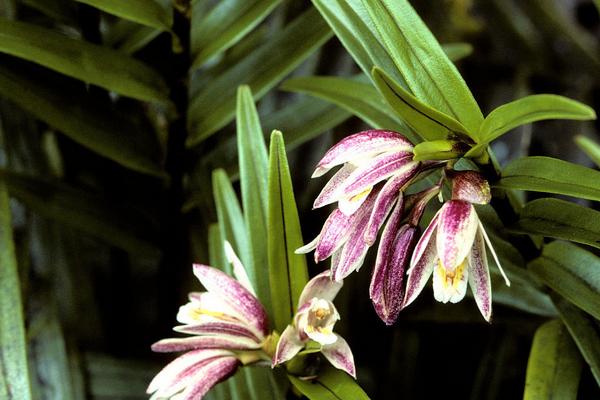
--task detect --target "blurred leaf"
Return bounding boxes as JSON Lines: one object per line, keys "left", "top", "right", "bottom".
{"left": 211, "top": 169, "right": 250, "bottom": 273}
{"left": 208, "top": 223, "right": 229, "bottom": 273}
{"left": 498, "top": 156, "right": 600, "bottom": 201}
{"left": 372, "top": 67, "right": 470, "bottom": 141}
{"left": 105, "top": 20, "right": 161, "bottom": 54}
{"left": 191, "top": 0, "right": 281, "bottom": 67}
{"left": 441, "top": 42, "right": 473, "bottom": 61}
{"left": 0, "top": 64, "right": 164, "bottom": 177}
{"left": 0, "top": 170, "right": 160, "bottom": 257}
{"left": 236, "top": 86, "right": 271, "bottom": 312}
{"left": 468, "top": 95, "right": 596, "bottom": 156}
{"left": 280, "top": 75, "right": 410, "bottom": 138}
{"left": 361, "top": 0, "right": 483, "bottom": 133}
{"left": 528, "top": 241, "right": 600, "bottom": 320}
{"left": 512, "top": 198, "right": 600, "bottom": 249}
{"left": 0, "top": 180, "right": 32, "bottom": 400}
{"left": 74, "top": 0, "right": 172, "bottom": 31}
{"left": 288, "top": 367, "right": 369, "bottom": 400}
{"left": 0, "top": 18, "right": 169, "bottom": 103}
{"left": 21, "top": 0, "right": 76, "bottom": 23}
{"left": 575, "top": 135, "right": 600, "bottom": 168}
{"left": 524, "top": 320, "right": 582, "bottom": 400}
{"left": 553, "top": 295, "right": 600, "bottom": 386}
{"left": 187, "top": 8, "right": 332, "bottom": 146}
{"left": 267, "top": 131, "right": 309, "bottom": 332}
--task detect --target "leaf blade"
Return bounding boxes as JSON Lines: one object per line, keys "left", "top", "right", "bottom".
{"left": 288, "top": 367, "right": 370, "bottom": 400}
{"left": 74, "top": 0, "right": 172, "bottom": 31}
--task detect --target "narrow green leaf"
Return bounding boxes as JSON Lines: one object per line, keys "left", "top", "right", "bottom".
{"left": 553, "top": 295, "right": 600, "bottom": 385}
{"left": 187, "top": 8, "right": 332, "bottom": 146}
{"left": 524, "top": 320, "right": 582, "bottom": 400}
{"left": 267, "top": 131, "right": 309, "bottom": 332}
{"left": 288, "top": 367, "right": 370, "bottom": 400}
{"left": 105, "top": 20, "right": 161, "bottom": 54}
{"left": 0, "top": 18, "right": 169, "bottom": 103}
{"left": 528, "top": 241, "right": 600, "bottom": 320}
{"left": 74, "top": 0, "right": 172, "bottom": 31}
{"left": 372, "top": 67, "right": 470, "bottom": 141}
{"left": 575, "top": 135, "right": 600, "bottom": 168}
{"left": 236, "top": 86, "right": 271, "bottom": 312}
{"left": 191, "top": 0, "right": 281, "bottom": 67}
{"left": 498, "top": 156, "right": 600, "bottom": 201}
{"left": 361, "top": 0, "right": 483, "bottom": 133}
{"left": 0, "top": 179, "right": 32, "bottom": 400}
{"left": 0, "top": 64, "right": 164, "bottom": 177}
{"left": 512, "top": 198, "right": 600, "bottom": 249}
{"left": 208, "top": 224, "right": 230, "bottom": 274}
{"left": 280, "top": 75, "right": 411, "bottom": 139}
{"left": 0, "top": 170, "right": 160, "bottom": 257}
{"left": 479, "top": 94, "right": 596, "bottom": 144}
{"left": 441, "top": 42, "right": 473, "bottom": 62}
{"left": 21, "top": 0, "right": 76, "bottom": 23}
{"left": 211, "top": 169, "right": 250, "bottom": 272}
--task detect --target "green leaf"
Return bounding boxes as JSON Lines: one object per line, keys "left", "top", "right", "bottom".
{"left": 191, "top": 0, "right": 281, "bottom": 67}
{"left": 0, "top": 63, "right": 164, "bottom": 177}
{"left": 441, "top": 42, "right": 473, "bottom": 62}
{"left": 477, "top": 94, "right": 595, "bottom": 146}
{"left": 236, "top": 86, "right": 271, "bottom": 311}
{"left": 267, "top": 131, "right": 309, "bottom": 332}
{"left": 280, "top": 75, "right": 411, "bottom": 139}
{"left": 0, "top": 18, "right": 169, "bottom": 103}
{"left": 105, "top": 20, "right": 161, "bottom": 54}
{"left": 0, "top": 170, "right": 160, "bottom": 257}
{"left": 74, "top": 0, "right": 172, "bottom": 31}
{"left": 211, "top": 169, "right": 250, "bottom": 273}
{"left": 361, "top": 0, "right": 483, "bottom": 133}
{"left": 523, "top": 320, "right": 582, "bottom": 400}
{"left": 21, "top": 0, "right": 76, "bottom": 23}
{"left": 528, "top": 241, "right": 600, "bottom": 320}
{"left": 0, "top": 179, "right": 32, "bottom": 400}
{"left": 371, "top": 67, "right": 470, "bottom": 141}
{"left": 512, "top": 198, "right": 600, "bottom": 249}
{"left": 186, "top": 8, "right": 332, "bottom": 146}
{"left": 288, "top": 367, "right": 370, "bottom": 400}
{"left": 498, "top": 156, "right": 600, "bottom": 202}
{"left": 575, "top": 135, "right": 600, "bottom": 168}
{"left": 553, "top": 295, "right": 600, "bottom": 386}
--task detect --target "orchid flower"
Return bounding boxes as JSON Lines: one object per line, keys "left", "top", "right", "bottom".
{"left": 147, "top": 243, "right": 271, "bottom": 400}
{"left": 296, "top": 130, "right": 421, "bottom": 282}
{"left": 402, "top": 171, "right": 511, "bottom": 321}
{"left": 272, "top": 271, "right": 356, "bottom": 378}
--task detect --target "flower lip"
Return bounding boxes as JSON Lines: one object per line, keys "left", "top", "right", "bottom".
{"left": 297, "top": 297, "right": 340, "bottom": 346}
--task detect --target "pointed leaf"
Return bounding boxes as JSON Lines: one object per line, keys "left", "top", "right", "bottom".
{"left": 0, "top": 63, "right": 164, "bottom": 177}
{"left": 553, "top": 296, "right": 600, "bottom": 386}
{"left": 524, "top": 320, "right": 582, "bottom": 400}
{"left": 361, "top": 0, "right": 483, "bottom": 133}
{"left": 575, "top": 135, "right": 600, "bottom": 168}
{"left": 498, "top": 156, "right": 600, "bottom": 201}
{"left": 74, "top": 0, "right": 172, "bottom": 31}
{"left": 0, "top": 18, "right": 169, "bottom": 103}
{"left": 512, "top": 198, "right": 600, "bottom": 249}
{"left": 528, "top": 241, "right": 600, "bottom": 320}
{"left": 0, "top": 179, "right": 32, "bottom": 400}
{"left": 191, "top": 0, "right": 282, "bottom": 67}
{"left": 479, "top": 94, "right": 595, "bottom": 145}
{"left": 288, "top": 367, "right": 370, "bottom": 400}
{"left": 372, "top": 67, "right": 470, "bottom": 141}
{"left": 187, "top": 8, "right": 332, "bottom": 145}
{"left": 267, "top": 131, "right": 309, "bottom": 332}
{"left": 236, "top": 86, "right": 271, "bottom": 312}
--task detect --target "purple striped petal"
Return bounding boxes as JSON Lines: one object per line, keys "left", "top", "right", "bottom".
{"left": 151, "top": 334, "right": 261, "bottom": 353}
{"left": 364, "top": 178, "right": 405, "bottom": 245}
{"left": 436, "top": 201, "right": 478, "bottom": 271}
{"left": 403, "top": 233, "right": 437, "bottom": 309}
{"left": 298, "top": 270, "right": 343, "bottom": 307}
{"left": 147, "top": 349, "right": 232, "bottom": 396}
{"left": 173, "top": 321, "right": 262, "bottom": 342}
{"left": 451, "top": 171, "right": 491, "bottom": 205}
{"left": 341, "top": 152, "right": 414, "bottom": 198}
{"left": 370, "top": 224, "right": 417, "bottom": 325}
{"left": 314, "top": 209, "right": 358, "bottom": 262}
{"left": 410, "top": 211, "right": 440, "bottom": 269}
{"left": 272, "top": 325, "right": 305, "bottom": 366}
{"left": 321, "top": 335, "right": 356, "bottom": 378}
{"left": 313, "top": 164, "right": 356, "bottom": 209}
{"left": 193, "top": 265, "right": 268, "bottom": 335}
{"left": 468, "top": 229, "right": 492, "bottom": 321}
{"left": 312, "top": 130, "right": 413, "bottom": 177}
{"left": 405, "top": 185, "right": 441, "bottom": 226}
{"left": 178, "top": 356, "right": 239, "bottom": 400}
